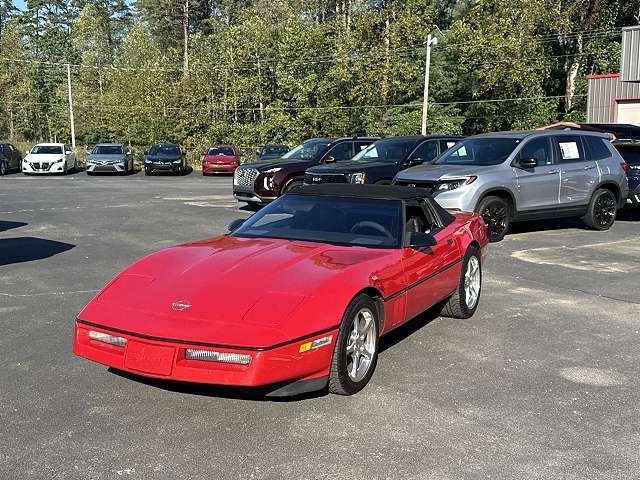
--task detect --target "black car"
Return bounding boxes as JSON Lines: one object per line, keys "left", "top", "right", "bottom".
{"left": 614, "top": 140, "right": 640, "bottom": 206}
{"left": 258, "top": 144, "right": 289, "bottom": 161}
{"left": 144, "top": 143, "right": 186, "bottom": 175}
{"left": 233, "top": 136, "right": 379, "bottom": 206}
{"left": 0, "top": 142, "right": 22, "bottom": 175}
{"left": 303, "top": 136, "right": 463, "bottom": 186}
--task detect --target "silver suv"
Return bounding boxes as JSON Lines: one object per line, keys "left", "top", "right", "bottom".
{"left": 394, "top": 131, "right": 629, "bottom": 242}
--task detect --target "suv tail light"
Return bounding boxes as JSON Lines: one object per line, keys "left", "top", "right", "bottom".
{"left": 621, "top": 162, "right": 629, "bottom": 173}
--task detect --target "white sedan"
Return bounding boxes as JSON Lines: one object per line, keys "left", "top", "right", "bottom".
{"left": 23, "top": 143, "right": 77, "bottom": 175}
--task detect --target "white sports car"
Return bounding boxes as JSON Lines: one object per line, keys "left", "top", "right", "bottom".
{"left": 23, "top": 143, "right": 76, "bottom": 175}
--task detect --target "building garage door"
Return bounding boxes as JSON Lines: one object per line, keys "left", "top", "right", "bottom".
{"left": 617, "top": 101, "right": 640, "bottom": 123}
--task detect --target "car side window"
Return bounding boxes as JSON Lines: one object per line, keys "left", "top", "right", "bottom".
{"left": 408, "top": 141, "right": 439, "bottom": 162}
{"left": 518, "top": 137, "right": 554, "bottom": 166}
{"left": 554, "top": 135, "right": 585, "bottom": 163}
{"left": 326, "top": 142, "right": 354, "bottom": 162}
{"left": 440, "top": 139, "right": 457, "bottom": 152}
{"left": 404, "top": 203, "right": 434, "bottom": 240}
{"left": 355, "top": 141, "right": 371, "bottom": 154}
{"left": 584, "top": 136, "right": 611, "bottom": 161}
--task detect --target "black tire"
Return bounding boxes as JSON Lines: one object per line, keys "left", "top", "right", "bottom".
{"left": 144, "top": 167, "right": 151, "bottom": 176}
{"left": 0, "top": 160, "right": 6, "bottom": 176}
{"left": 439, "top": 246, "right": 482, "bottom": 319}
{"left": 63, "top": 161, "right": 68, "bottom": 175}
{"left": 282, "top": 179, "right": 303, "bottom": 194}
{"left": 328, "top": 293, "right": 380, "bottom": 396}
{"left": 476, "top": 195, "right": 510, "bottom": 242}
{"left": 583, "top": 188, "right": 617, "bottom": 231}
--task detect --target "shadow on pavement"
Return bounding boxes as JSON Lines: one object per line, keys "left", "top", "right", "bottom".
{"left": 379, "top": 306, "right": 440, "bottom": 354}
{"left": 508, "top": 217, "right": 584, "bottom": 236}
{"left": 108, "top": 368, "right": 327, "bottom": 402}
{"left": 618, "top": 207, "right": 640, "bottom": 221}
{"left": 0, "top": 237, "right": 75, "bottom": 266}
{"left": 0, "top": 221, "right": 27, "bottom": 233}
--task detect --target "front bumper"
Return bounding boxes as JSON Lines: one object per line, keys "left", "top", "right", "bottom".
{"left": 627, "top": 183, "right": 640, "bottom": 205}
{"left": 203, "top": 163, "right": 238, "bottom": 174}
{"left": 22, "top": 161, "right": 66, "bottom": 174}
{"left": 73, "top": 321, "right": 336, "bottom": 395}
{"left": 86, "top": 162, "right": 126, "bottom": 173}
{"left": 145, "top": 162, "right": 181, "bottom": 173}
{"left": 233, "top": 189, "right": 277, "bottom": 204}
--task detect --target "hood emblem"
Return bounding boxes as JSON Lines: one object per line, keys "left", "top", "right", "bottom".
{"left": 171, "top": 300, "right": 192, "bottom": 311}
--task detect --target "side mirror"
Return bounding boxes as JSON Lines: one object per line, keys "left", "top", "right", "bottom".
{"left": 126, "top": 150, "right": 133, "bottom": 156}
{"left": 516, "top": 157, "right": 537, "bottom": 169}
{"left": 406, "top": 157, "right": 423, "bottom": 166}
{"left": 65, "top": 150, "right": 72, "bottom": 155}
{"left": 228, "top": 218, "right": 245, "bottom": 232}
{"left": 408, "top": 231, "right": 437, "bottom": 249}
{"left": 324, "top": 156, "right": 336, "bottom": 163}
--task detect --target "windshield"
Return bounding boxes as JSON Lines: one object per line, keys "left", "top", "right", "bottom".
{"left": 233, "top": 194, "right": 402, "bottom": 248}
{"left": 208, "top": 147, "right": 234, "bottom": 156}
{"left": 263, "top": 145, "right": 288, "bottom": 155}
{"left": 436, "top": 138, "right": 520, "bottom": 166}
{"left": 352, "top": 138, "right": 419, "bottom": 163}
{"left": 31, "top": 145, "right": 63, "bottom": 155}
{"left": 281, "top": 140, "right": 331, "bottom": 161}
{"left": 92, "top": 145, "right": 123, "bottom": 155}
{"left": 150, "top": 144, "right": 180, "bottom": 156}
{"left": 616, "top": 145, "right": 640, "bottom": 165}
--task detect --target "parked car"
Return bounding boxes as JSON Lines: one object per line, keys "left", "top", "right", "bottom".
{"left": 304, "top": 135, "right": 462, "bottom": 186}
{"left": 257, "top": 144, "right": 289, "bottom": 161}
{"left": 22, "top": 143, "right": 76, "bottom": 175}
{"left": 86, "top": 143, "right": 134, "bottom": 175}
{"left": 202, "top": 145, "right": 240, "bottom": 175}
{"left": 233, "top": 136, "right": 378, "bottom": 206}
{"left": 613, "top": 140, "right": 640, "bottom": 206}
{"left": 394, "top": 131, "right": 629, "bottom": 242}
{"left": 0, "top": 142, "right": 22, "bottom": 175}
{"left": 73, "top": 184, "right": 488, "bottom": 396}
{"left": 144, "top": 143, "right": 186, "bottom": 175}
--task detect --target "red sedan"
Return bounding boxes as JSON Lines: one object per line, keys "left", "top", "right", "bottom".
{"left": 73, "top": 185, "right": 488, "bottom": 396}
{"left": 202, "top": 145, "right": 240, "bottom": 175}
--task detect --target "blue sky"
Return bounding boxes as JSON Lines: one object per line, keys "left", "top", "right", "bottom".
{"left": 13, "top": 0, "right": 25, "bottom": 9}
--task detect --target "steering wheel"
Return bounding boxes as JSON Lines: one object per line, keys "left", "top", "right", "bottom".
{"left": 350, "top": 221, "right": 394, "bottom": 240}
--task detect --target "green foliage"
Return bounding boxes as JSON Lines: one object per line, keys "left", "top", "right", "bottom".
{"left": 0, "top": 0, "right": 634, "bottom": 156}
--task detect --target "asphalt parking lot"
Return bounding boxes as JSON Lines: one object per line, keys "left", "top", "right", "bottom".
{"left": 1, "top": 170, "right": 639, "bottom": 479}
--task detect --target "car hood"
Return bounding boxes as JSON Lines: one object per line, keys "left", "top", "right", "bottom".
{"left": 396, "top": 163, "right": 501, "bottom": 181}
{"left": 25, "top": 153, "right": 63, "bottom": 161}
{"left": 78, "top": 236, "right": 393, "bottom": 348}
{"left": 240, "top": 159, "right": 313, "bottom": 172}
{"left": 308, "top": 159, "right": 398, "bottom": 174}
{"left": 88, "top": 154, "right": 125, "bottom": 161}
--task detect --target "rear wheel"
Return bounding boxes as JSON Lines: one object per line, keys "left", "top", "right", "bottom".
{"left": 439, "top": 246, "right": 482, "bottom": 319}
{"left": 476, "top": 195, "right": 510, "bottom": 242}
{"left": 329, "top": 294, "right": 379, "bottom": 396}
{"left": 0, "top": 160, "right": 6, "bottom": 176}
{"left": 583, "top": 188, "right": 617, "bottom": 230}
{"left": 144, "top": 167, "right": 151, "bottom": 176}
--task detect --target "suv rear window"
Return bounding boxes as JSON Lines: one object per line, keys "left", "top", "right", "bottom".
{"left": 584, "top": 136, "right": 611, "bottom": 161}
{"left": 615, "top": 144, "right": 640, "bottom": 165}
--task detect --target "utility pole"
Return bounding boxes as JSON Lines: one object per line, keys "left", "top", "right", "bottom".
{"left": 66, "top": 64, "right": 76, "bottom": 149}
{"left": 421, "top": 33, "right": 438, "bottom": 135}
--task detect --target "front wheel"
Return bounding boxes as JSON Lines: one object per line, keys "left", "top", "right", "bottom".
{"left": 144, "top": 167, "right": 151, "bottom": 176}
{"left": 583, "top": 188, "right": 617, "bottom": 231}
{"left": 0, "top": 160, "right": 6, "bottom": 176}
{"left": 439, "top": 246, "right": 482, "bottom": 319}
{"left": 476, "top": 195, "right": 510, "bottom": 242}
{"left": 282, "top": 179, "right": 303, "bottom": 194}
{"left": 329, "top": 294, "right": 380, "bottom": 396}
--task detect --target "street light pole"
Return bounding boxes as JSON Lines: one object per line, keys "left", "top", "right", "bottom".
{"left": 66, "top": 63, "right": 76, "bottom": 149}
{"left": 421, "top": 33, "right": 438, "bottom": 135}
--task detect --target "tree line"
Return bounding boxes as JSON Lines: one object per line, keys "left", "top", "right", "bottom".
{"left": 0, "top": 0, "right": 638, "bottom": 158}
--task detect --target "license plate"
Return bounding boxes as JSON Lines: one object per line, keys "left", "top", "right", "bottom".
{"left": 125, "top": 341, "right": 175, "bottom": 375}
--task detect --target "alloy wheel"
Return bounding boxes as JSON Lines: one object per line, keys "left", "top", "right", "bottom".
{"left": 345, "top": 308, "right": 376, "bottom": 382}
{"left": 464, "top": 256, "right": 481, "bottom": 309}
{"left": 0, "top": 161, "right": 6, "bottom": 175}
{"left": 593, "top": 192, "right": 616, "bottom": 228}
{"left": 481, "top": 201, "right": 508, "bottom": 240}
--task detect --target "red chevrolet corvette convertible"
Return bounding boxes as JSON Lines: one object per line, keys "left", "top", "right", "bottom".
{"left": 74, "top": 185, "right": 488, "bottom": 396}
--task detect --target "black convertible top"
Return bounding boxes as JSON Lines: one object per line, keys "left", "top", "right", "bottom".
{"left": 289, "top": 184, "right": 455, "bottom": 225}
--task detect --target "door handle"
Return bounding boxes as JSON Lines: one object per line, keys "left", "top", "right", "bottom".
{"left": 584, "top": 165, "right": 595, "bottom": 170}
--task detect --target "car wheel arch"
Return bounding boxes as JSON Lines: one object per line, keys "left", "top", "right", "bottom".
{"left": 476, "top": 188, "right": 516, "bottom": 214}
{"left": 281, "top": 176, "right": 304, "bottom": 193}
{"left": 354, "top": 287, "right": 385, "bottom": 333}
{"left": 594, "top": 182, "right": 621, "bottom": 203}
